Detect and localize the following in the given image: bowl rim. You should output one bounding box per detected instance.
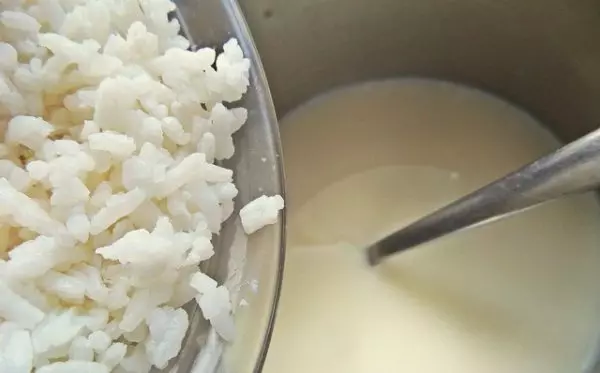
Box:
[174,0,286,369]
[221,1,287,371]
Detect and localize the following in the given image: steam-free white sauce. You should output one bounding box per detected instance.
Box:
[264,79,600,373]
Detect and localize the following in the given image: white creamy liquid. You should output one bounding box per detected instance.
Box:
[263,79,600,373]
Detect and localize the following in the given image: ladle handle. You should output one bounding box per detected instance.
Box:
[367,127,600,266]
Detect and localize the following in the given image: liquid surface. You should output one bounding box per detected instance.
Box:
[264,79,600,373]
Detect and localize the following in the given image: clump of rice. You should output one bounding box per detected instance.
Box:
[240,195,285,234]
[0,1,284,372]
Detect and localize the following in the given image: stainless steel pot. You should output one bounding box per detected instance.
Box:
[240,0,600,142]
[237,0,600,371]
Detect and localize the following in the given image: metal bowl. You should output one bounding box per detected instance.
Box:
[236,0,600,370]
[171,1,285,372]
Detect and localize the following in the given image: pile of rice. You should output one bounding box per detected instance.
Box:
[0,1,284,372]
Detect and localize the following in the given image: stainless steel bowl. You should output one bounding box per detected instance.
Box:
[236,0,600,370]
[171,1,285,373]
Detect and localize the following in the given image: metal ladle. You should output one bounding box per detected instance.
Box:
[367,127,600,266]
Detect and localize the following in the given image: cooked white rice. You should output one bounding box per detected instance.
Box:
[0,0,284,372]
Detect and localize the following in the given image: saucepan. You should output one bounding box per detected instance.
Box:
[237,0,600,371]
